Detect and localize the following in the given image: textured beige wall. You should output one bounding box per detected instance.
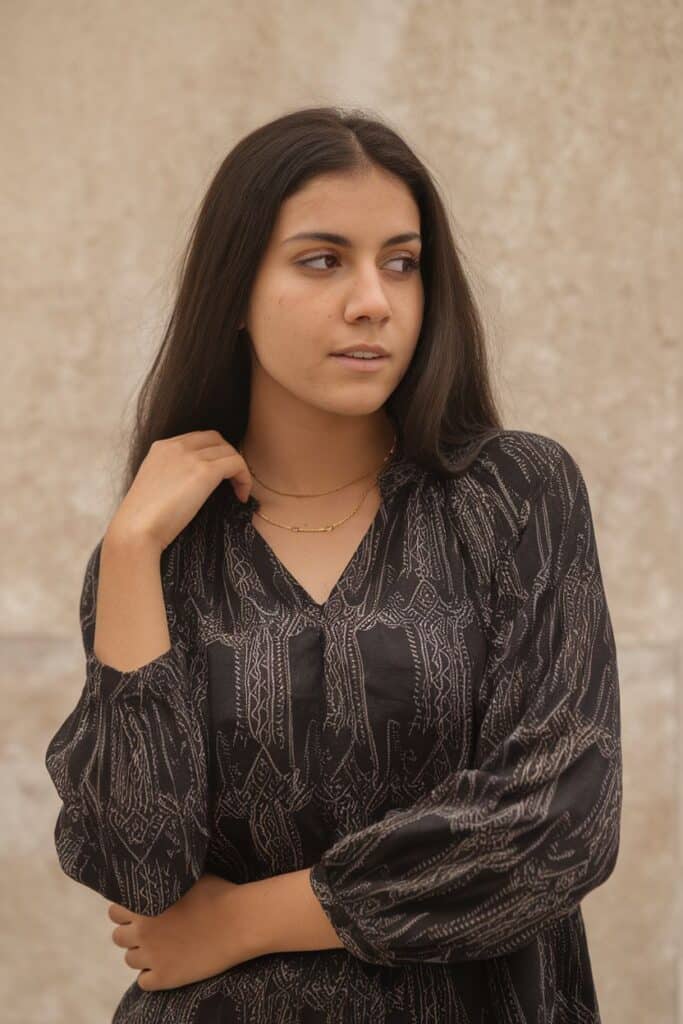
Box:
[3,1,681,1021]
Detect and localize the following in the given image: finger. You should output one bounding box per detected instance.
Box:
[111,924,136,948]
[124,947,147,970]
[168,430,228,449]
[136,969,158,991]
[197,444,248,466]
[195,449,254,497]
[201,447,252,474]
[108,903,134,924]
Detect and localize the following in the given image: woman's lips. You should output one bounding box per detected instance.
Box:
[330,354,389,371]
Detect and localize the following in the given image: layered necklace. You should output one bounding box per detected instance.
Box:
[237,432,397,533]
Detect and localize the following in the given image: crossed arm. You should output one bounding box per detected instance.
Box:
[107,868,344,991]
[235,867,344,958]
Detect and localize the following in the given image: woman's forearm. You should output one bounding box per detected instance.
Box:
[94,528,170,672]
[236,868,344,960]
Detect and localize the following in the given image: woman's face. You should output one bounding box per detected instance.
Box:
[241,165,424,419]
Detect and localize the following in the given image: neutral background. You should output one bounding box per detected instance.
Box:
[2,2,680,1021]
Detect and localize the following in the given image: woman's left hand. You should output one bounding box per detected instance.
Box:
[108,872,250,991]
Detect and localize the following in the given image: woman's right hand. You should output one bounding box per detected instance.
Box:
[108,431,253,553]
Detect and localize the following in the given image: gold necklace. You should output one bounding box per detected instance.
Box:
[237,432,397,533]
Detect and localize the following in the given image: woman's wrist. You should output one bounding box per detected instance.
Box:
[231,868,343,960]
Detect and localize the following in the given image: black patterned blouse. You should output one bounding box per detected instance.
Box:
[45,428,622,1023]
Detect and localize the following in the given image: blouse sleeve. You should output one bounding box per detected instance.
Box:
[308,445,623,965]
[44,534,211,917]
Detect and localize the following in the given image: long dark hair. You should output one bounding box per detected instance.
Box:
[115,105,504,509]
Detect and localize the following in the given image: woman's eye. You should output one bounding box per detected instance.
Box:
[297,253,420,274]
[386,256,421,273]
[298,253,338,271]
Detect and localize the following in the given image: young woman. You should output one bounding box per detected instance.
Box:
[45,106,622,1023]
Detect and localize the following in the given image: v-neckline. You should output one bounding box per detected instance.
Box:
[227,433,423,612]
[246,492,385,611]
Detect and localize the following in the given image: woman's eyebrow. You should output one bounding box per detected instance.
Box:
[281,231,422,247]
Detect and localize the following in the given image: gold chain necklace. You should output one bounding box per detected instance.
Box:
[237,432,397,533]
